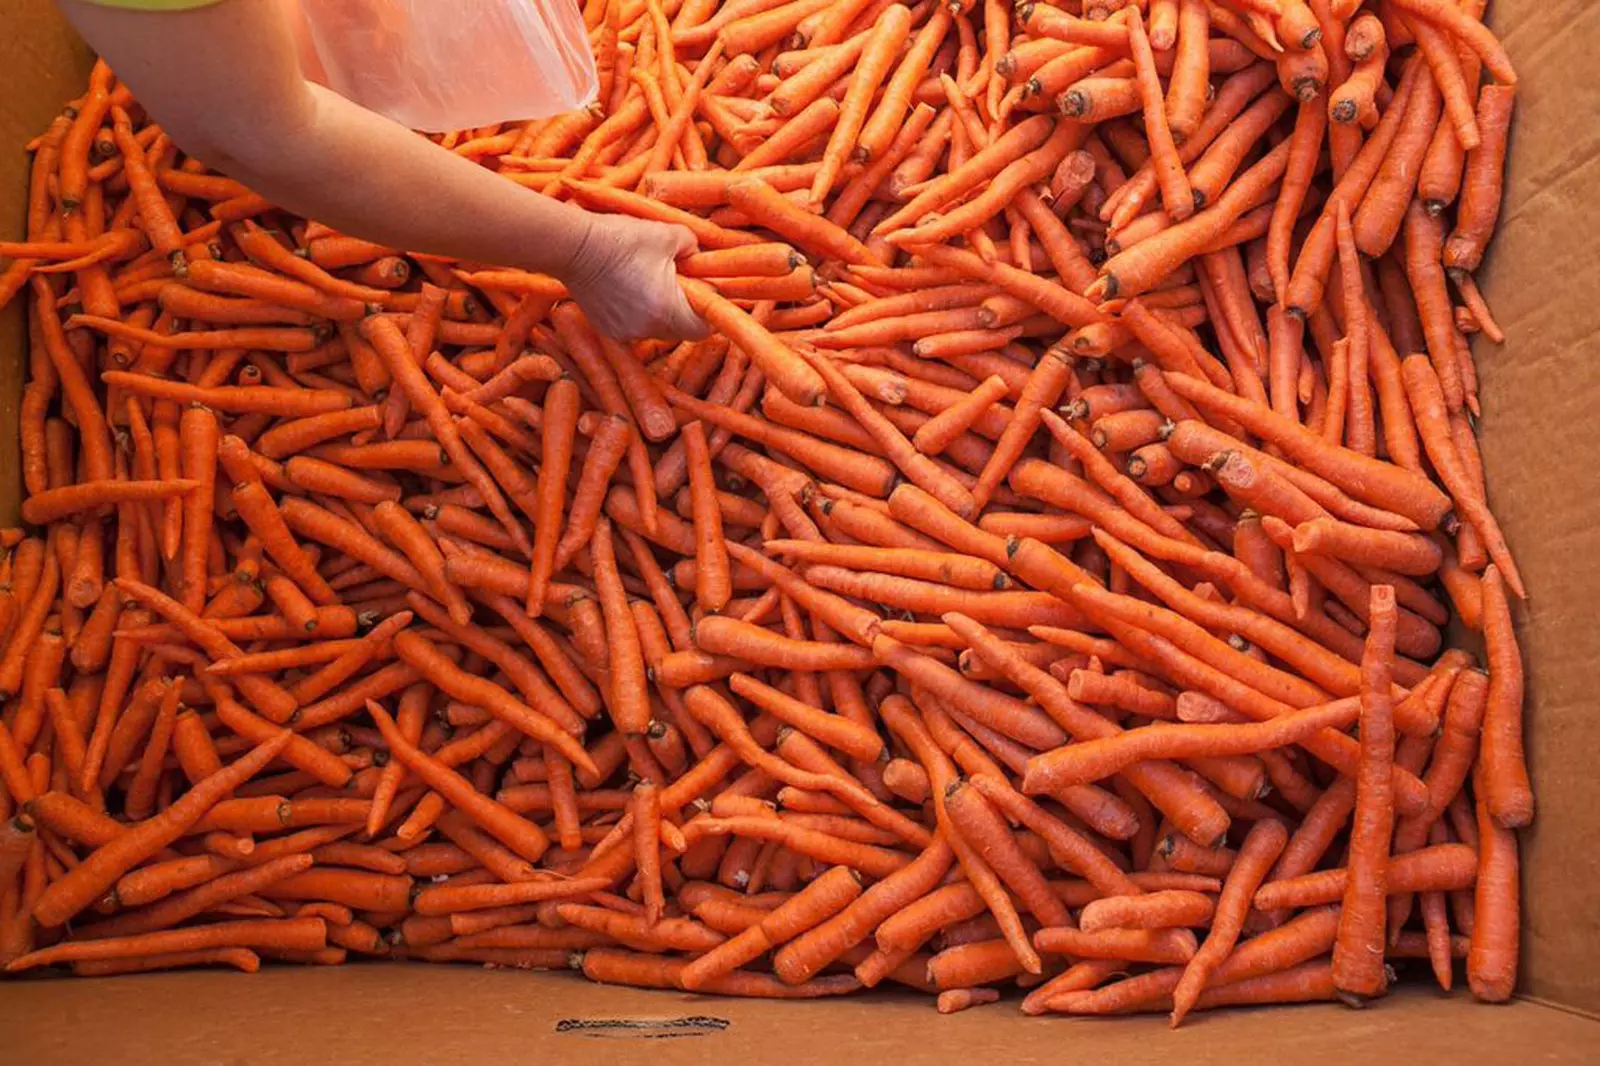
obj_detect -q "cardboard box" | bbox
[1,1,1595,1060]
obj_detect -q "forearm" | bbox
[210,85,596,278]
[59,0,599,280]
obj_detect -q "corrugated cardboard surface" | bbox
[3,965,1598,1066]
[1470,0,1600,1017]
[0,0,93,526]
[0,0,1596,1058]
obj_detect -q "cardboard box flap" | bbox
[1474,0,1600,1018]
[3,965,1599,1066]
[0,0,94,522]
[1,0,1599,1046]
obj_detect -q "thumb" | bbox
[669,224,699,258]
[664,270,709,340]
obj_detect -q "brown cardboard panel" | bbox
[0,0,94,525]
[1474,0,1600,1016]
[0,0,1598,1035]
[2,965,1598,1066]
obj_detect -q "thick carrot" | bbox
[807,3,914,206]
[1330,585,1398,1000]
[1163,372,1453,530]
[1468,779,1519,1003]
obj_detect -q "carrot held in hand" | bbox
[679,277,824,406]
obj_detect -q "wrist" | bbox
[513,199,599,282]
[559,209,605,289]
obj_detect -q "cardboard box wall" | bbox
[0,0,1595,1060]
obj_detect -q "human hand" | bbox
[563,212,709,342]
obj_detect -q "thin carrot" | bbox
[1170,817,1288,1025]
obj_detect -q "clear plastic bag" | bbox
[290,0,597,133]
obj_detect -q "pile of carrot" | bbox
[0,0,1527,1023]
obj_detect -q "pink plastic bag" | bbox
[290,0,597,132]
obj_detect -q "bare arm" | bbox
[60,0,705,340]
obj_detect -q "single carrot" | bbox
[1331,585,1398,1000]
[1170,817,1288,1025]
[1468,776,1519,1003]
